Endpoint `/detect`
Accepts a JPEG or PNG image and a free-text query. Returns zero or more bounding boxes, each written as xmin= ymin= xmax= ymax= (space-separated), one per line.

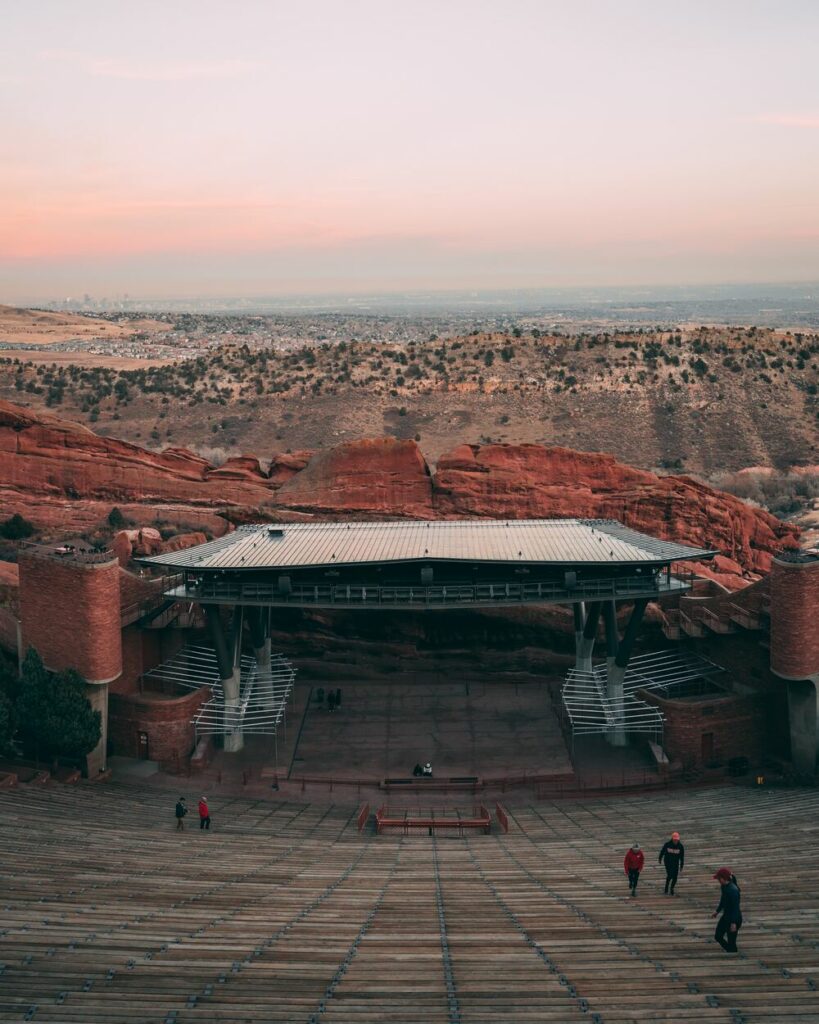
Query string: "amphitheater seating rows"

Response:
xmin=0 ymin=781 xmax=818 ymax=1022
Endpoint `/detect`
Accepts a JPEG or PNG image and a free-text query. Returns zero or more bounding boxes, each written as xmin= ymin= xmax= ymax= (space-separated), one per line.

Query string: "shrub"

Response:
xmin=0 ymin=514 xmax=35 ymax=540
xmin=107 ymin=507 xmax=127 ymax=530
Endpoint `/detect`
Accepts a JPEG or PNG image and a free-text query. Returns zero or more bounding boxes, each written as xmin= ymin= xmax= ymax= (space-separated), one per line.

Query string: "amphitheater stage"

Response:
xmin=288 ymin=678 xmax=575 ymax=784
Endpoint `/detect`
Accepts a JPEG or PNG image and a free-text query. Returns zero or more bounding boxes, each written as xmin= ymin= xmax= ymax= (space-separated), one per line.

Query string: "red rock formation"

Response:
xmin=275 ymin=438 xmax=434 ymax=517
xmin=434 ymin=443 xmax=798 ymax=576
xmin=268 ymin=450 xmax=314 ymax=486
xmin=158 ymin=531 xmax=208 ymax=554
xmin=113 ymin=527 xmax=163 ymax=566
xmin=0 ymin=402 xmax=800 ymax=583
xmin=0 ymin=400 xmax=275 ymax=531
xmin=206 ymin=457 xmax=267 ymax=482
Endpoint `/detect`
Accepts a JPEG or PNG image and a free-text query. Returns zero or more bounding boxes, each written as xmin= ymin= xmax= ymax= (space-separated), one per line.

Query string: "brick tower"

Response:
xmin=770 ymin=551 xmax=819 ymax=772
xmin=19 ymin=544 xmax=122 ymax=774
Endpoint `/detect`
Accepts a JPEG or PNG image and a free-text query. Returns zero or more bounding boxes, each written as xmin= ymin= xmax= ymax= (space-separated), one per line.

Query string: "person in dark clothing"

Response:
xmin=412 ymin=763 xmax=423 ymax=777
xmin=659 ymin=831 xmax=685 ymax=894
xmin=198 ymin=796 xmax=211 ymax=831
xmin=712 ymin=867 xmax=742 ymax=952
xmin=623 ymin=842 xmax=644 ymax=896
xmin=175 ymin=797 xmax=187 ymax=831
xmin=335 ymin=687 xmax=342 ymax=708
xmin=327 ymin=691 xmax=336 ymax=712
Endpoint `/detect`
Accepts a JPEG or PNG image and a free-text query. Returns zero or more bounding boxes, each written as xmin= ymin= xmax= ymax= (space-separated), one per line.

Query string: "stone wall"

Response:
xmin=638 ymin=688 xmax=771 ymax=769
xmin=19 ymin=550 xmax=122 ymax=684
xmin=108 ymin=687 xmax=209 ymax=766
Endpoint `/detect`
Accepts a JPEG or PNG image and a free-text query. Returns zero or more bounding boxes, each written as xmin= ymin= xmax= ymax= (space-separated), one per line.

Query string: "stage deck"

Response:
xmin=289 ymin=680 xmax=574 ymax=784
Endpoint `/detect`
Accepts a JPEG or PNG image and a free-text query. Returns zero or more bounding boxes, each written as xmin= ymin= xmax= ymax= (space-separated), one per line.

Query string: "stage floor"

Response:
xmin=290 ymin=679 xmax=573 ymax=782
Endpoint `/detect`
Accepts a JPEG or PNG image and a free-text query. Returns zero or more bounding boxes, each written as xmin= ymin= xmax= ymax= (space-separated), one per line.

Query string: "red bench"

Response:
xmin=375 ymin=804 xmax=491 ymax=835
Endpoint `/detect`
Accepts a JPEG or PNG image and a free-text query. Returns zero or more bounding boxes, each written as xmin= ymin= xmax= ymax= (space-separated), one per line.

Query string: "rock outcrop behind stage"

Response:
xmin=0 ymin=400 xmax=798 ymax=585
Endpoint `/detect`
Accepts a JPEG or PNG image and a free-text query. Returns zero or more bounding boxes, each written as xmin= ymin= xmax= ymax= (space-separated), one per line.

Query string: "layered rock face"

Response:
xmin=0 ymin=401 xmax=799 ymax=584
xmin=275 ymin=438 xmax=433 ymax=517
xmin=434 ymin=443 xmax=797 ymax=577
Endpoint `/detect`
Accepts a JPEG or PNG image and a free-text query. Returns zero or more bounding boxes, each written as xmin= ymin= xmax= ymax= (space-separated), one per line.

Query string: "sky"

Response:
xmin=1 ymin=0 xmax=819 ymax=302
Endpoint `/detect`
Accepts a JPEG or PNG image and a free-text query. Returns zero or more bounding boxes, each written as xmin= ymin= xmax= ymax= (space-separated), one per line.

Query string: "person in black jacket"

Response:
xmin=712 ymin=867 xmax=742 ymax=952
xmin=658 ymin=831 xmax=685 ymax=894
xmin=175 ymin=797 xmax=187 ymax=831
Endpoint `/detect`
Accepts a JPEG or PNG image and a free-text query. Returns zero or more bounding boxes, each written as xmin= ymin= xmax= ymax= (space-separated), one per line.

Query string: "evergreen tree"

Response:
xmin=0 ymin=691 xmax=15 ymax=755
xmin=107 ymin=507 xmax=127 ymax=529
xmin=17 ymin=649 xmax=101 ymax=762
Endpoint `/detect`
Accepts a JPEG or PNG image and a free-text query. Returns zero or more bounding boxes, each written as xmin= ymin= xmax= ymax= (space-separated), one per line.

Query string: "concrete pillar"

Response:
xmin=576 ymin=601 xmax=601 ymax=674
xmin=85 ymin=682 xmax=109 ymax=775
xmin=605 ymin=662 xmax=628 ymax=747
xmin=248 ymin=606 xmax=273 ymax=708
xmin=254 ymin=638 xmax=274 ymax=709
xmin=604 ymin=599 xmax=648 ymax=749
xmin=787 ymin=678 xmax=819 ymax=774
xmin=206 ymin=605 xmax=245 ymax=754
xmin=603 ymin=601 xmax=627 ymax=747
xmin=221 ymin=666 xmax=243 ymax=753
xmin=573 ymin=603 xmax=585 ymax=668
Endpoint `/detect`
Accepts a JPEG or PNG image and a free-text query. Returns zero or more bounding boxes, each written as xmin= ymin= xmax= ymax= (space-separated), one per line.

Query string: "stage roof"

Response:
xmin=142 ymin=519 xmax=716 ymax=572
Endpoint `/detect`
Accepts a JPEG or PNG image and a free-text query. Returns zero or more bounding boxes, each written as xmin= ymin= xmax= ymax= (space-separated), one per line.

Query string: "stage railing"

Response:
xmin=171 ymin=572 xmax=694 ymax=608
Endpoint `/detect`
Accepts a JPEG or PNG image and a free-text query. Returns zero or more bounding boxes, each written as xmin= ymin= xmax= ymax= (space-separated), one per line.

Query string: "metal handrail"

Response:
xmin=172 ymin=572 xmax=693 ymax=607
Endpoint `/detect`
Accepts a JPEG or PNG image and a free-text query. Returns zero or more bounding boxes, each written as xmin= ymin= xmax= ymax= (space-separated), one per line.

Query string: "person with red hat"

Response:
xmin=712 ymin=868 xmax=742 ymax=952
xmin=658 ymin=831 xmax=685 ymax=895
xmin=623 ymin=842 xmax=644 ymax=897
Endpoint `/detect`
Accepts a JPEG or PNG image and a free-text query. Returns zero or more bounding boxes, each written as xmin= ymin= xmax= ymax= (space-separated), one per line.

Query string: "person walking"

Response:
xmin=659 ymin=831 xmax=685 ymax=894
xmin=624 ymin=842 xmax=644 ymax=896
xmin=175 ymin=797 xmax=187 ymax=831
xmin=198 ymin=796 xmax=211 ymax=831
xmin=712 ymin=867 xmax=742 ymax=953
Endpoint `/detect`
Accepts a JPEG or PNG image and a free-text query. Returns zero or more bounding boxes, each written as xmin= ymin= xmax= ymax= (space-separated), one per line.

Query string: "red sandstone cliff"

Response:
xmin=434 ymin=443 xmax=797 ymax=577
xmin=274 ymin=438 xmax=433 ymax=517
xmin=0 ymin=401 xmax=799 ymax=583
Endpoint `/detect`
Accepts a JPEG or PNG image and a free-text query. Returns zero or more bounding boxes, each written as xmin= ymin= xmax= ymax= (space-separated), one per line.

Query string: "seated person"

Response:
xmin=422 ymin=762 xmax=433 ymax=776
xmin=412 ymin=763 xmax=423 ymax=777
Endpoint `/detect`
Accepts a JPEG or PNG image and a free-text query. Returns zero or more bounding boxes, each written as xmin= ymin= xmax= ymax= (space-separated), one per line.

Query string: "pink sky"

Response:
xmin=2 ymin=1 xmax=819 ymax=300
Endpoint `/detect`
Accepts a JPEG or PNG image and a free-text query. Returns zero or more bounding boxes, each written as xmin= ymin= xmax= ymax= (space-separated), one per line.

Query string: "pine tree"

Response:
xmin=0 ymin=691 xmax=15 ymax=755
xmin=17 ymin=649 xmax=101 ymax=762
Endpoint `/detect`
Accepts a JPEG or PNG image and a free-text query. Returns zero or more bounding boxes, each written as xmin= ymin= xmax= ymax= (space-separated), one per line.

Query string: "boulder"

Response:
xmin=113 ymin=527 xmax=162 ymax=566
xmin=159 ymin=531 xmax=208 ymax=554
xmin=268 ymin=450 xmax=314 ymax=487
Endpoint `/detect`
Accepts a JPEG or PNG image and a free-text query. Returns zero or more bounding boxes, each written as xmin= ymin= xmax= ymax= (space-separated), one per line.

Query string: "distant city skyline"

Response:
xmin=2 ymin=0 xmax=819 ymax=302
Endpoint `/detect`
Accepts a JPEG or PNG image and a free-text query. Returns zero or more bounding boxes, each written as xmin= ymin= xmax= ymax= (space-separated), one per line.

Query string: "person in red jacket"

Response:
xmin=198 ymin=796 xmax=211 ymax=831
xmin=624 ymin=842 xmax=644 ymax=896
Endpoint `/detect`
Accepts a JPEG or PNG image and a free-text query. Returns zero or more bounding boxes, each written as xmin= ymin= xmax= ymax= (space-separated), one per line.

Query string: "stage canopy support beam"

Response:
xmin=206 ymin=605 xmax=244 ymax=753
xmin=604 ymin=598 xmax=649 ymax=748
xmin=575 ymin=601 xmax=601 ymax=674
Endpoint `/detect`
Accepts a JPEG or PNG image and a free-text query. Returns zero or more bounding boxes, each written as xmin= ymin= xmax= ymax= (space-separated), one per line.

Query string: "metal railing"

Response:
xmin=120 ymin=573 xmax=185 ymax=625
xmin=170 ymin=572 xmax=694 ymax=608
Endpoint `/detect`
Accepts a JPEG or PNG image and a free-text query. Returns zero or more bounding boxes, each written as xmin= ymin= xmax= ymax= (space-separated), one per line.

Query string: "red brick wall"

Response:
xmin=19 ymin=552 xmax=122 ymax=684
xmin=770 ymin=557 xmax=819 ymax=681
xmin=108 ymin=687 xmax=209 ymax=765
xmin=639 ymin=689 xmax=770 ymax=769
xmin=114 ymin=626 xmax=188 ymax=695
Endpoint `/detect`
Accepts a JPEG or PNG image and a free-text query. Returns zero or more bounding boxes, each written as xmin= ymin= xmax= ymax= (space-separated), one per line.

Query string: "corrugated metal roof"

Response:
xmin=141 ymin=519 xmax=716 ymax=571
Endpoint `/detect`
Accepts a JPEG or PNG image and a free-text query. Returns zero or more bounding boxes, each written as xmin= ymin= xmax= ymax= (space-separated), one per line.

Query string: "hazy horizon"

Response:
xmin=3 ymin=1 xmax=819 ymax=302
